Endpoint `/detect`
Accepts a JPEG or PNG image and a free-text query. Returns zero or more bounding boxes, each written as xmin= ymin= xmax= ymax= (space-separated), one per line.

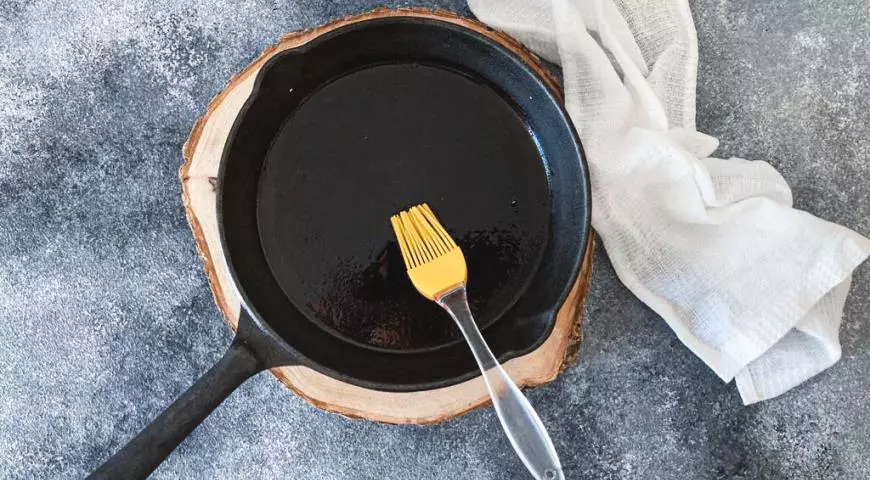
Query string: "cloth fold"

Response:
xmin=469 ymin=0 xmax=870 ymax=403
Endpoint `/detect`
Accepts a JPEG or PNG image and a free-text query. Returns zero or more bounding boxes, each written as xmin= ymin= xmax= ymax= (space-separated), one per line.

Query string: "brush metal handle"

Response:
xmin=439 ymin=287 xmax=564 ymax=480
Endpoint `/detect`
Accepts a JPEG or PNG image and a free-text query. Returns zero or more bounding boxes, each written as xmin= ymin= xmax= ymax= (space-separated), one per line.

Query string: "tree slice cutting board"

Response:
xmin=180 ymin=7 xmax=594 ymax=424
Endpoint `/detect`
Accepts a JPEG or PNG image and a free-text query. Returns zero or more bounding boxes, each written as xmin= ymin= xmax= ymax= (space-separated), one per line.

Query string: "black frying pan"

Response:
xmin=89 ymin=16 xmax=589 ymax=479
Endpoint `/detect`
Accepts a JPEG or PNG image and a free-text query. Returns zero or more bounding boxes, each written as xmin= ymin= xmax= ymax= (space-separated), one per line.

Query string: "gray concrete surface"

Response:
xmin=1 ymin=0 xmax=868 ymax=478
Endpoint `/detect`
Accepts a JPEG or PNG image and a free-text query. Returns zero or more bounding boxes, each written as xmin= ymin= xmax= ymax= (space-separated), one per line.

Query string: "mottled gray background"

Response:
xmin=1 ymin=0 xmax=868 ymax=478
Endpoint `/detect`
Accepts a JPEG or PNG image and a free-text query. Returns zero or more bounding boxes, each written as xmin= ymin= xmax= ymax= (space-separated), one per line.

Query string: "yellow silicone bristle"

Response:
xmin=389 ymin=203 xmax=467 ymax=301
xmin=399 ymin=211 xmax=425 ymax=267
xmin=419 ymin=204 xmax=456 ymax=249
xmin=409 ymin=207 xmax=445 ymax=257
xmin=390 ymin=215 xmax=412 ymax=268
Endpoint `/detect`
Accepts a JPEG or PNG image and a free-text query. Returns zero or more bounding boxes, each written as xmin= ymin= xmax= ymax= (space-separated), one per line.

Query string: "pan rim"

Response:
xmin=217 ymin=14 xmax=591 ymax=391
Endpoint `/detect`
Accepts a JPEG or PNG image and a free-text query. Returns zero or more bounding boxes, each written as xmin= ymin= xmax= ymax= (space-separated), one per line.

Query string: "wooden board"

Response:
xmin=180 ymin=7 xmax=594 ymax=424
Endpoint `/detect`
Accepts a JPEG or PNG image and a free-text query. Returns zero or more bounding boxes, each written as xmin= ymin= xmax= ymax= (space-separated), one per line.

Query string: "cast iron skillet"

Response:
xmin=89 ymin=16 xmax=589 ymax=479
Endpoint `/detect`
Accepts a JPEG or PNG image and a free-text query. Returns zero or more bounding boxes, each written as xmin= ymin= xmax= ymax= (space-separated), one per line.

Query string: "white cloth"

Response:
xmin=468 ymin=0 xmax=870 ymax=404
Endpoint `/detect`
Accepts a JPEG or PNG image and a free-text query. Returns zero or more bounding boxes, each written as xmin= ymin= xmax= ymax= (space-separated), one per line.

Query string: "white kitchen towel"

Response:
xmin=468 ymin=0 xmax=870 ymax=404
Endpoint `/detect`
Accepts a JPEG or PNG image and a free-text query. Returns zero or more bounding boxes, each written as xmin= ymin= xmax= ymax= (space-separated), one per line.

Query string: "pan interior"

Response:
xmin=256 ymin=62 xmax=551 ymax=351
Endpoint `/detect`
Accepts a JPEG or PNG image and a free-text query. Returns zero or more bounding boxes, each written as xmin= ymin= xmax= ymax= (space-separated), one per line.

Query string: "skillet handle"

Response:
xmin=87 ymin=337 xmax=263 ymax=479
